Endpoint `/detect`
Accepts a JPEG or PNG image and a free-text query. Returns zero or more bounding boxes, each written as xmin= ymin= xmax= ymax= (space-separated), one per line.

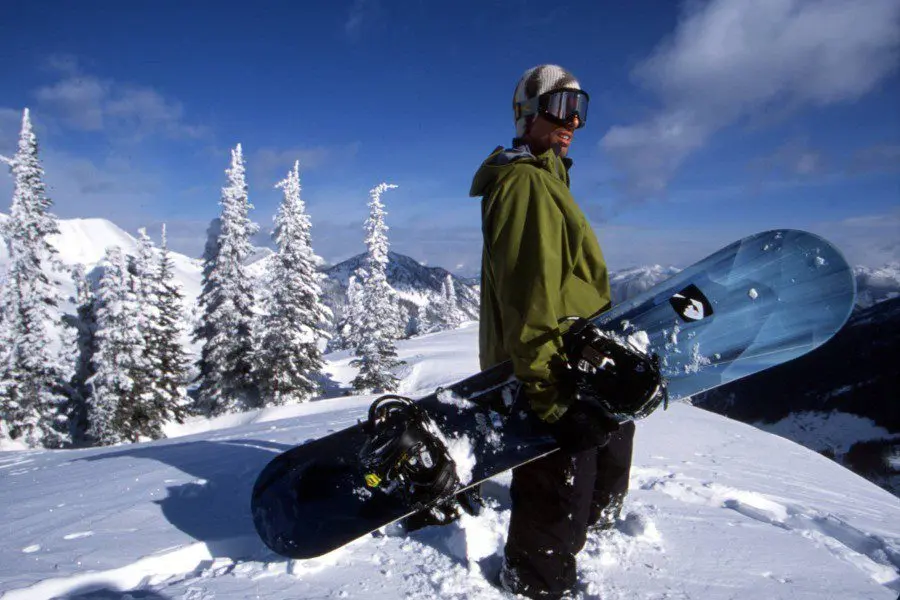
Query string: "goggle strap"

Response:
xmin=514 ymin=97 xmax=540 ymax=120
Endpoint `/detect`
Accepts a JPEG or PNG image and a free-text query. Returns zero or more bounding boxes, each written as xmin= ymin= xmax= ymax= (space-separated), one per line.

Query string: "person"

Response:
xmin=469 ymin=64 xmax=637 ymax=599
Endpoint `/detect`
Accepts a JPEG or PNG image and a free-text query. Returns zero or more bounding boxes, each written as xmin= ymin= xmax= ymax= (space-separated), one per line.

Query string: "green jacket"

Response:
xmin=470 ymin=145 xmax=611 ymax=422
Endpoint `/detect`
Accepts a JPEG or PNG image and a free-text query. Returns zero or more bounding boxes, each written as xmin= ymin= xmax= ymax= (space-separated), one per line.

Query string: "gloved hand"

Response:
xmin=546 ymin=400 xmax=620 ymax=453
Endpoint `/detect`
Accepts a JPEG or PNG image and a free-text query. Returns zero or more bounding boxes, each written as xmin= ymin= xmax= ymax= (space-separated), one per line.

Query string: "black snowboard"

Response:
xmin=252 ymin=230 xmax=856 ymax=559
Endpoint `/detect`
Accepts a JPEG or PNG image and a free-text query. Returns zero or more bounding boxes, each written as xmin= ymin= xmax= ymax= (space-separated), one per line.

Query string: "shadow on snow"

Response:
xmin=79 ymin=438 xmax=293 ymax=562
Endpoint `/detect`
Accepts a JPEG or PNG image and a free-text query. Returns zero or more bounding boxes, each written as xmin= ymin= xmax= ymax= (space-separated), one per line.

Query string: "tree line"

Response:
xmin=0 ymin=109 xmax=466 ymax=449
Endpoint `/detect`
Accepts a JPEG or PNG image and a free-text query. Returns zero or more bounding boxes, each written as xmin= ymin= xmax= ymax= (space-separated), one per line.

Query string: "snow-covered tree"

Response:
xmin=86 ymin=247 xmax=150 ymax=445
xmin=193 ymin=144 xmax=260 ymax=415
xmin=63 ymin=264 xmax=97 ymax=444
xmin=351 ymin=183 xmax=405 ymax=393
xmin=145 ymin=224 xmax=190 ymax=425
xmin=0 ymin=108 xmax=69 ymax=448
xmin=408 ymin=275 xmax=465 ymax=336
xmin=439 ymin=274 xmax=464 ymax=329
xmin=256 ymin=161 xmax=332 ymax=404
xmin=132 ymin=228 xmax=157 ymax=314
xmin=331 ymin=274 xmax=365 ymax=351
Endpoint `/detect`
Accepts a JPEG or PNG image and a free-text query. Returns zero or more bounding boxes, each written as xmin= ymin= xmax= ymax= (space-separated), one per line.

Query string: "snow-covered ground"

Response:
xmin=1 ymin=323 xmax=898 ymax=599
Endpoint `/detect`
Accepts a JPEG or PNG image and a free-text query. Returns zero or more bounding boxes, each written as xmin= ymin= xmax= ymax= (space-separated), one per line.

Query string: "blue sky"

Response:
xmin=1 ymin=0 xmax=898 ymax=275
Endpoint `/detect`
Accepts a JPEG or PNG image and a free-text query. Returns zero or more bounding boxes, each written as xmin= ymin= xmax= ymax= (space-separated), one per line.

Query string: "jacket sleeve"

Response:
xmin=483 ymin=168 xmax=572 ymax=423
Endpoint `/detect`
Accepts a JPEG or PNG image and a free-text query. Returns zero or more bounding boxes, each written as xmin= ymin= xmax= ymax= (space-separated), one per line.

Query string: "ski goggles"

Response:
xmin=515 ymin=88 xmax=590 ymax=128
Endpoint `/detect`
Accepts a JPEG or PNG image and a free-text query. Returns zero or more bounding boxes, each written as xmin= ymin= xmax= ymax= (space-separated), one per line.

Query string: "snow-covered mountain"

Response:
xmin=1 ymin=324 xmax=899 ymax=599
xmin=854 ymin=263 xmax=900 ymax=308
xmin=609 ymin=265 xmax=681 ymax=305
xmin=6 ymin=216 xmax=897 ymax=324
xmin=0 ymin=215 xmax=204 ymax=319
xmin=695 ymin=296 xmax=900 ymax=495
xmin=320 ymin=250 xmax=481 ymax=326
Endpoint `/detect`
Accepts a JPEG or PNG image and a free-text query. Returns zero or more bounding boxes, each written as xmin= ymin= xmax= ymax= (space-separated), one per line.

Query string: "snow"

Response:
xmin=1 ymin=325 xmax=899 ymax=599
xmin=757 ymin=411 xmax=895 ymax=456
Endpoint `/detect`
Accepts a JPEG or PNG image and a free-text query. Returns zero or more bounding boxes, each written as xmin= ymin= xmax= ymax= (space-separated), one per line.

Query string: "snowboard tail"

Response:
xmin=251 ymin=230 xmax=856 ymax=559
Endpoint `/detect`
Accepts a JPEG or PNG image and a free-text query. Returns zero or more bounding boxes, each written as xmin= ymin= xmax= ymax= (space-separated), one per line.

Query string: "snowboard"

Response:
xmin=251 ymin=229 xmax=856 ymax=559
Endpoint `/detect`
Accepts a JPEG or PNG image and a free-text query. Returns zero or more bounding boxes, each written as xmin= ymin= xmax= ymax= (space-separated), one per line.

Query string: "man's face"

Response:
xmin=525 ymin=113 xmax=581 ymax=158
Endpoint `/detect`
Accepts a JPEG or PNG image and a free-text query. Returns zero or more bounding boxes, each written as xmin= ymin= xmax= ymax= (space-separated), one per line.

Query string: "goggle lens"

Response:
xmin=540 ymin=90 xmax=589 ymax=128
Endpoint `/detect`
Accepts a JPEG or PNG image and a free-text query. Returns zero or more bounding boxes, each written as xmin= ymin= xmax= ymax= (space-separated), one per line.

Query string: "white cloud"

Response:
xmin=812 ymin=210 xmax=900 ymax=267
xmin=601 ymin=0 xmax=900 ymax=197
xmin=0 ymin=107 xmax=21 ymax=150
xmin=344 ymin=0 xmax=384 ymax=40
xmin=35 ymin=76 xmax=108 ymax=131
xmin=849 ymin=143 xmax=900 ymax=173
xmin=249 ymin=142 xmax=361 ymax=185
xmin=34 ymin=63 xmax=208 ymax=141
xmin=750 ymin=137 xmax=826 ymax=177
xmin=42 ymin=53 xmax=82 ymax=77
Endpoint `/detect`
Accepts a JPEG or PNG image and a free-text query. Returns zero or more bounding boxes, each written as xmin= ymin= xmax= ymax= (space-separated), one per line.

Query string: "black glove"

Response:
xmin=546 ymin=400 xmax=620 ymax=453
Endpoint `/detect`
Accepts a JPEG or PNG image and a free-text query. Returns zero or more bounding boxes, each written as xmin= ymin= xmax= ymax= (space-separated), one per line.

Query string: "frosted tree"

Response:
xmin=351 ymin=183 xmax=404 ymax=393
xmin=440 ymin=274 xmax=464 ymax=329
xmin=193 ymin=144 xmax=260 ymax=415
xmin=257 ymin=162 xmax=332 ymax=404
xmin=145 ymin=224 xmax=190 ymax=425
xmin=332 ymin=274 xmax=365 ymax=351
xmin=86 ymin=247 xmax=149 ymax=445
xmin=64 ymin=264 xmax=97 ymax=444
xmin=0 ymin=108 xmax=69 ymax=448
xmin=132 ymin=228 xmax=157 ymax=317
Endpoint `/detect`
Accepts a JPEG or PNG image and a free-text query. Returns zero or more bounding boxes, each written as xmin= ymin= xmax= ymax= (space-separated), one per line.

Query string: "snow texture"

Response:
xmin=1 ymin=324 xmax=899 ymax=599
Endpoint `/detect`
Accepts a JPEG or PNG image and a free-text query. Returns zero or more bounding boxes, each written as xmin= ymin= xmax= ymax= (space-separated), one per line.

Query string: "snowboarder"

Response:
xmin=469 ymin=64 xmax=637 ymax=599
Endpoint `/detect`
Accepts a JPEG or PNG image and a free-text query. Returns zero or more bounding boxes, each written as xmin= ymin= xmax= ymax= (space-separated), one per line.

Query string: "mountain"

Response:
xmin=609 ymin=265 xmax=681 ymax=305
xmin=694 ymin=296 xmax=900 ymax=495
xmin=854 ymin=263 xmax=900 ymax=308
xmin=1 ymin=324 xmax=898 ymax=599
xmin=320 ymin=250 xmax=480 ymax=328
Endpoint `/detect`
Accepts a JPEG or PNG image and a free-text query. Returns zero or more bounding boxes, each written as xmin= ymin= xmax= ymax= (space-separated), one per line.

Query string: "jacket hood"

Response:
xmin=469 ymin=143 xmax=572 ymax=197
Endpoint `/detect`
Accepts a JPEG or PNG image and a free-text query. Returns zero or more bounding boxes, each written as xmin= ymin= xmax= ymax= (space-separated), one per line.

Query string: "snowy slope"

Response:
xmin=696 ymin=297 xmax=900 ymax=496
xmin=1 ymin=324 xmax=899 ymax=600
xmin=0 ymin=215 xmax=204 ymax=317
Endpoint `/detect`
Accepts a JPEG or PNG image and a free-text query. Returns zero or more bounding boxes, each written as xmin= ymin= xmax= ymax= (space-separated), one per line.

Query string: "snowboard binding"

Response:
xmin=359 ymin=395 xmax=460 ymax=510
xmin=562 ymin=317 xmax=668 ymax=422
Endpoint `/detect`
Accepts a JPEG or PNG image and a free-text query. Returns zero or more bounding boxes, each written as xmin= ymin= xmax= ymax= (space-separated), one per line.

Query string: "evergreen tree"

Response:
xmin=0 ymin=108 xmax=69 ymax=448
xmin=132 ymin=228 xmax=157 ymax=317
xmin=332 ymin=274 xmax=365 ymax=351
xmin=64 ymin=264 xmax=97 ymax=444
xmin=351 ymin=183 xmax=404 ymax=393
xmin=440 ymin=274 xmax=464 ymax=329
xmin=256 ymin=161 xmax=332 ymax=404
xmin=123 ymin=229 xmax=158 ymax=438
xmin=146 ymin=224 xmax=190 ymax=425
xmin=193 ymin=144 xmax=260 ymax=415
xmin=86 ymin=247 xmax=149 ymax=444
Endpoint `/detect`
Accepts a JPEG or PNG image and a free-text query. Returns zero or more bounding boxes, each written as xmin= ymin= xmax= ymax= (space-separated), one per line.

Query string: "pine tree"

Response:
xmin=0 ymin=108 xmax=69 ymax=448
xmin=64 ymin=264 xmax=97 ymax=444
xmin=440 ymin=274 xmax=464 ymax=329
xmin=132 ymin=228 xmax=157 ymax=317
xmin=86 ymin=247 xmax=149 ymax=445
xmin=193 ymin=144 xmax=260 ymax=415
xmin=351 ymin=183 xmax=404 ymax=393
xmin=146 ymin=224 xmax=190 ymax=425
xmin=123 ymin=229 xmax=159 ymax=438
xmin=332 ymin=274 xmax=365 ymax=351
xmin=256 ymin=161 xmax=332 ymax=404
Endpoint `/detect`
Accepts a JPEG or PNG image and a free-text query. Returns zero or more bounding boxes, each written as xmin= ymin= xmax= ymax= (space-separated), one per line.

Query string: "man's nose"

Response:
xmin=566 ymin=115 xmax=581 ymax=130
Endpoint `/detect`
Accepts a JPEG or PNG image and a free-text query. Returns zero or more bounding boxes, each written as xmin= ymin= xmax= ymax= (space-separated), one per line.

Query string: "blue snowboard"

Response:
xmin=252 ymin=229 xmax=856 ymax=559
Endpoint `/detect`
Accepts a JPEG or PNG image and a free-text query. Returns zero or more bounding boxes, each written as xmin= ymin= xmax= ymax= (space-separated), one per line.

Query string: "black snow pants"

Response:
xmin=503 ymin=420 xmax=636 ymax=598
